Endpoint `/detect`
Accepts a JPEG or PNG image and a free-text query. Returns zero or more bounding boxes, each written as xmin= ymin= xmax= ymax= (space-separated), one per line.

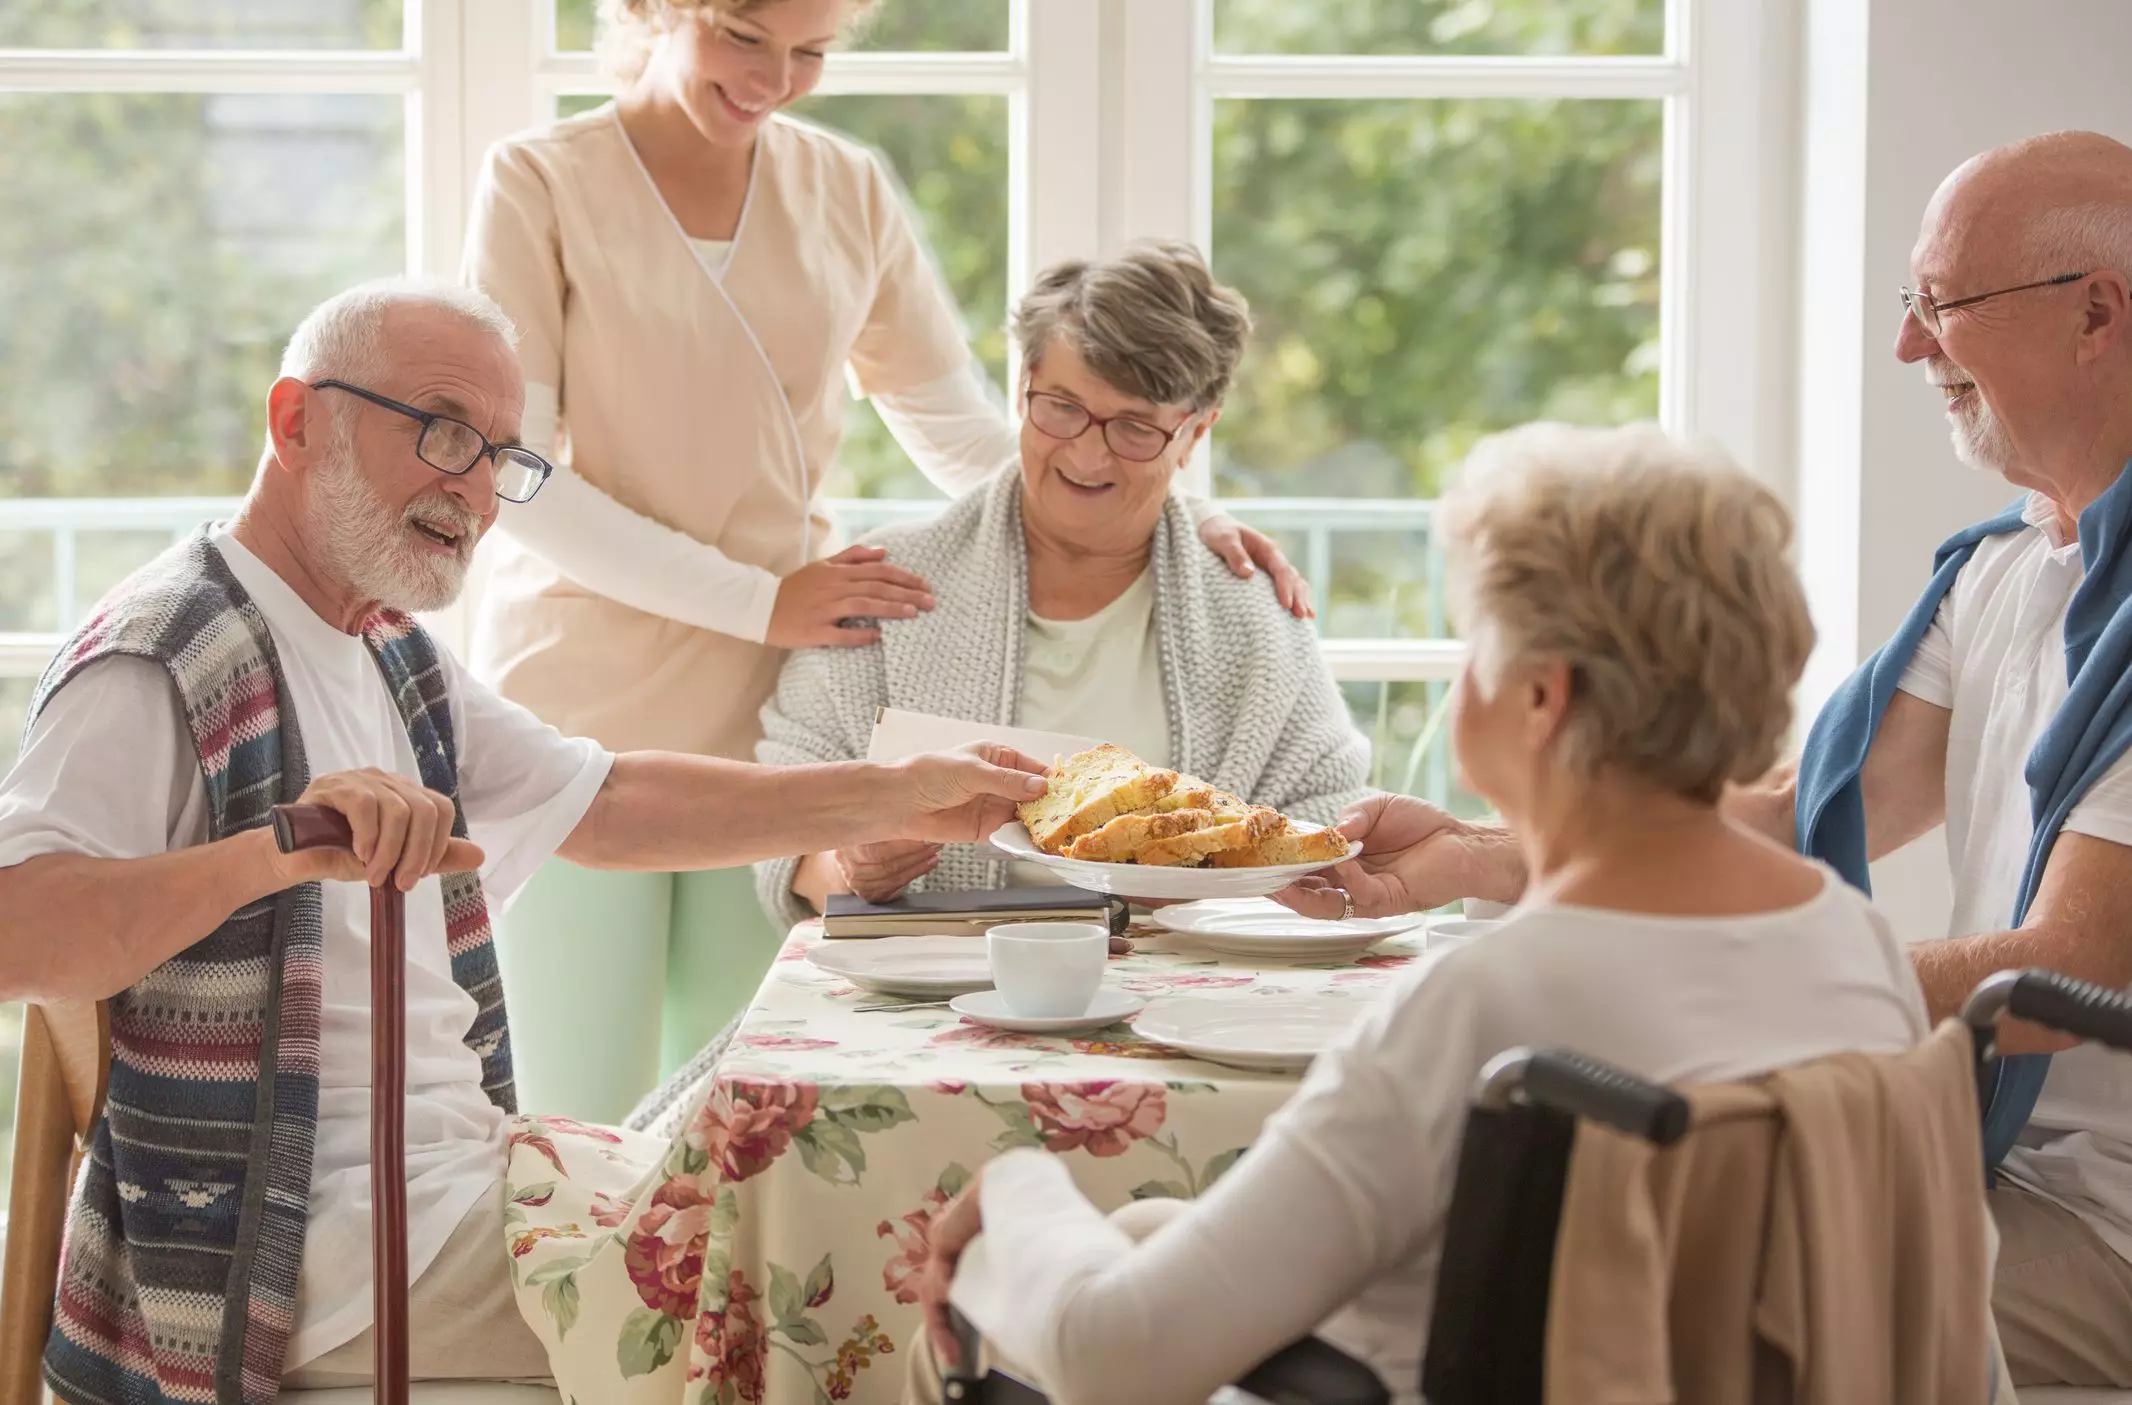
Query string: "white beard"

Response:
xmin=1948 ymin=389 xmax=2019 ymax=477
xmin=306 ymin=435 xmax=477 ymax=614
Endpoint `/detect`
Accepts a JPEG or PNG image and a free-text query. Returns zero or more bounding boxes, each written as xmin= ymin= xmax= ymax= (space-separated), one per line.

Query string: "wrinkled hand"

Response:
xmin=886 ymin=743 xmax=1049 ymax=845
xmin=1274 ymin=793 xmax=1512 ymax=921
xmin=918 ymin=1176 xmax=986 ymax=1367
xmin=1197 ymin=514 xmax=1314 ymax=620
xmin=273 ymin=769 xmax=486 ymax=892
xmin=766 ymin=545 xmax=936 ymax=650
xmin=833 ymin=838 xmax=942 ymax=903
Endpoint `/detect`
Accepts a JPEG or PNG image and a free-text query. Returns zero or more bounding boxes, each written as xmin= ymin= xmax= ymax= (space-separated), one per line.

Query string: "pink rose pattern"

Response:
xmin=687 ymin=1077 xmax=821 ymax=1182
xmin=1021 ymin=1080 xmax=1167 ymax=1156
xmin=693 ymin=1269 xmax=768 ymax=1401
xmin=509 ymin=927 xmax=1406 ymax=1398
xmin=876 ymin=1184 xmax=953 ymax=1305
xmin=622 ymin=1179 xmax=713 ymax=1318
xmin=741 ymin=1032 xmax=840 ymax=1052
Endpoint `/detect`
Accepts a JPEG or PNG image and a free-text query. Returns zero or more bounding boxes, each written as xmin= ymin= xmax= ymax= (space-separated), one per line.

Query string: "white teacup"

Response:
xmin=987 ymin=921 xmax=1108 ymax=1018
xmin=1426 ymin=917 xmax=1505 ymax=949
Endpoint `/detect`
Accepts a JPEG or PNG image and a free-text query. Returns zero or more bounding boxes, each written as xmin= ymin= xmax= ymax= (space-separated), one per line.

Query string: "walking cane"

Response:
xmin=271 ymin=802 xmax=410 ymax=1405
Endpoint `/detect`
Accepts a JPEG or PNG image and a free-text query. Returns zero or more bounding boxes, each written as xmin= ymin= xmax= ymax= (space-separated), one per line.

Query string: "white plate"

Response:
xmin=806 ymin=936 xmax=994 ymax=997
xmin=1149 ymin=898 xmax=1421 ymax=960
xmin=988 ymin=821 xmax=1342 ymax=901
xmin=948 ymin=988 xmax=1146 ymax=1033
xmin=1132 ymin=995 xmax=1356 ymax=1073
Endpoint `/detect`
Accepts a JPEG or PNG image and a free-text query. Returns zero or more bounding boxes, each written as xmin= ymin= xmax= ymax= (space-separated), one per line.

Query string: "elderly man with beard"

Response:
xmin=0 ymin=278 xmax=1049 ymax=1403
xmin=1293 ymin=131 xmax=2132 ymax=1389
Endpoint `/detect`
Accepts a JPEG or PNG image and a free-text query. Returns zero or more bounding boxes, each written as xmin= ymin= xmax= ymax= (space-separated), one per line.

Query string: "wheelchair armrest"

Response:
xmin=1477 ymin=1047 xmax=1690 ymax=1146
xmin=1963 ymin=969 xmax=2132 ymax=1056
xmin=1225 ymin=1334 xmax=1391 ymax=1405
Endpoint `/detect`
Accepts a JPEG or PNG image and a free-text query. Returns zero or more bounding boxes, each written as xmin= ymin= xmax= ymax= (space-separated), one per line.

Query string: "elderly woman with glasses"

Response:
xmin=751 ymin=241 xmax=1371 ymax=926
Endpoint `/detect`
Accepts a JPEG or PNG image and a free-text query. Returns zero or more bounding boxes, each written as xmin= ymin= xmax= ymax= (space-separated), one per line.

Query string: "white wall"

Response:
xmin=1793 ymin=0 xmax=2132 ymax=937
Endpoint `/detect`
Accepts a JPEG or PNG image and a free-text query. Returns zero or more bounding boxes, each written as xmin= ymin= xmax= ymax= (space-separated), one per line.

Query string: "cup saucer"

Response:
xmin=948 ymin=988 xmax=1146 ymax=1034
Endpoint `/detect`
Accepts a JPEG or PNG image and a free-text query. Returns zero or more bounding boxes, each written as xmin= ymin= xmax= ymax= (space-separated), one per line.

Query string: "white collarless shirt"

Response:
xmin=0 ymin=528 xmax=614 ymax=1365
xmin=1007 ymin=569 xmax=1172 ymax=885
xmin=1897 ymin=491 xmax=2132 ymax=1265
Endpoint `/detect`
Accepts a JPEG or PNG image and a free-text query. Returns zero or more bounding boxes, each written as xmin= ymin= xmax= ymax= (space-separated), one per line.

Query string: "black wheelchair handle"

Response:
xmin=1479 ymin=1047 xmax=1691 ymax=1147
xmin=1965 ymin=968 xmax=2132 ymax=1055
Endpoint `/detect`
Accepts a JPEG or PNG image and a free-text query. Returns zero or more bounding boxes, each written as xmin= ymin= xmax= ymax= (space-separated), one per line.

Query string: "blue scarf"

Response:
xmin=1795 ymin=462 xmax=2132 ymax=1168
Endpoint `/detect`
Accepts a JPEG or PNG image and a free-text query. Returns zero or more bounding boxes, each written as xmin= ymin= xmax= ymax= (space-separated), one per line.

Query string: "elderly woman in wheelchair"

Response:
xmin=901 ymin=422 xmax=1960 ymax=1405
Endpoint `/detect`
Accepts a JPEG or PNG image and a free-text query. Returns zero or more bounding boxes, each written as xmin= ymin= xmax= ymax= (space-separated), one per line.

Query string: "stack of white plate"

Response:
xmin=1148 ymin=898 xmax=1423 ymax=962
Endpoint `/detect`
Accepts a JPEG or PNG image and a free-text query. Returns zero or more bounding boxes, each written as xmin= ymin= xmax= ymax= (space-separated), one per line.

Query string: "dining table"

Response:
xmin=500 ymin=914 xmax=1436 ymax=1405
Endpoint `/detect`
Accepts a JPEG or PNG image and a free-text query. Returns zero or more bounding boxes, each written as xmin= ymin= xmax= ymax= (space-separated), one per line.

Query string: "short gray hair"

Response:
xmin=278 ymin=276 xmax=517 ymax=391
xmin=1442 ymin=422 xmax=1814 ymax=805
xmin=1012 ymin=241 xmax=1252 ymax=411
xmin=2022 ymin=201 xmax=2132 ymax=281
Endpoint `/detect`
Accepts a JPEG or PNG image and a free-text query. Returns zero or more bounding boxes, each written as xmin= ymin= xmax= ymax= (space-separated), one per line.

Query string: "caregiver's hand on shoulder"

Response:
xmin=1273 ymin=793 xmax=1521 ymax=921
xmin=881 ymin=743 xmax=1049 ymax=844
xmin=834 ymin=838 xmax=941 ymax=903
xmin=1198 ymin=513 xmax=1314 ymax=620
xmin=273 ymin=769 xmax=486 ymax=892
xmin=919 ymin=1175 xmax=987 ymax=1367
xmin=767 ymin=545 xmax=937 ymax=650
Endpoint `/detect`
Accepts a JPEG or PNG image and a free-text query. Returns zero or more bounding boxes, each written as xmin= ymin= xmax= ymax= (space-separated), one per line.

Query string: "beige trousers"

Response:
xmin=1991 ymin=1182 xmax=2132 ymax=1389
xmin=902 ymin=1197 xmax=1188 ymax=1405
xmin=282 ymin=1178 xmax=552 ymax=1390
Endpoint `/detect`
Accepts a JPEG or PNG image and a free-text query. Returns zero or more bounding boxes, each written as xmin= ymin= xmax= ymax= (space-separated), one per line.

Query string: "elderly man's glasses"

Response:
xmin=311 ymin=380 xmax=554 ymax=504
xmin=1899 ymin=271 xmax=2090 ymax=338
xmin=1023 ymin=389 xmax=1191 ymax=464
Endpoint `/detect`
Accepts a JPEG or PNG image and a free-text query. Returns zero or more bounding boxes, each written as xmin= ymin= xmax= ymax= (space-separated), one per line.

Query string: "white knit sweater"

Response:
xmin=752 ymin=469 xmax=1374 ymax=928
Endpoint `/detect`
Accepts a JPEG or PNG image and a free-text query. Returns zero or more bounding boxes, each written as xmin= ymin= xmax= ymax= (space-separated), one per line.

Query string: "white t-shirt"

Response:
xmin=1896 ymin=492 xmax=2132 ymax=1265
xmin=952 ymin=872 xmax=1928 ymax=1405
xmin=1007 ymin=569 xmax=1172 ymax=885
xmin=0 ymin=528 xmax=613 ymax=1366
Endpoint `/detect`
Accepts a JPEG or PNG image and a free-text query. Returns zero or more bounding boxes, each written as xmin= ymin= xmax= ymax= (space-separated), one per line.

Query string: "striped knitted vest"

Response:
xmin=28 ymin=532 xmax=515 ymax=1405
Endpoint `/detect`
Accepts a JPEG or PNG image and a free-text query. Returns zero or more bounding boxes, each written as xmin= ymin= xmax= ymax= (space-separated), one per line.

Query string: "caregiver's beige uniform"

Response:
xmin=460 ymin=105 xmax=973 ymax=1122
xmin=466 ymin=104 xmax=969 ymax=760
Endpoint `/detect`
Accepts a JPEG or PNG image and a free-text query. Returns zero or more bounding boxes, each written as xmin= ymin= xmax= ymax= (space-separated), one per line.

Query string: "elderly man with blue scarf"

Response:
xmin=1283 ymin=131 xmax=2132 ymax=1389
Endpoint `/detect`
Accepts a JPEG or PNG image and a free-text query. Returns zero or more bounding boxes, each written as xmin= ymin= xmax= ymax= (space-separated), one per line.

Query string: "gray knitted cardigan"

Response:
xmin=753 ymin=469 xmax=1373 ymax=928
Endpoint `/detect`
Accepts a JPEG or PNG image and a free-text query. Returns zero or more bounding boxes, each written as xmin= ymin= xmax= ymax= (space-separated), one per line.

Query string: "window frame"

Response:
xmin=0 ymin=0 xmax=1789 ymax=679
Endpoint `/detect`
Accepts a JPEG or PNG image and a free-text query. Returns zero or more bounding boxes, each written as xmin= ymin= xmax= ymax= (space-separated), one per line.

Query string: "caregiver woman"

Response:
xmin=461 ymin=0 xmax=1307 ymax=1120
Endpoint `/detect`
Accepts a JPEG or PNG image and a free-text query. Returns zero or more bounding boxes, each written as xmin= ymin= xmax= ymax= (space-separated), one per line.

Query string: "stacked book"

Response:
xmin=823 ymin=885 xmax=1129 ymax=939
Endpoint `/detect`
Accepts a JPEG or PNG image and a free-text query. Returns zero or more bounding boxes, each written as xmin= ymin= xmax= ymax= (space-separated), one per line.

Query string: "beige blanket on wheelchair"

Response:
xmin=1544 ymin=1018 xmax=1991 ymax=1405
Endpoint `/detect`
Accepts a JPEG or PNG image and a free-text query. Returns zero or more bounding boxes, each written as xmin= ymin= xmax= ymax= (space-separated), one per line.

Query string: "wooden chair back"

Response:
xmin=0 ymin=998 xmax=110 ymax=1405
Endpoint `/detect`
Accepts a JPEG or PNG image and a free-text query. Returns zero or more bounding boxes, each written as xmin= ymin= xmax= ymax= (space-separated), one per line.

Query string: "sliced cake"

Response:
xmin=1017 ymin=744 xmax=1180 ymax=854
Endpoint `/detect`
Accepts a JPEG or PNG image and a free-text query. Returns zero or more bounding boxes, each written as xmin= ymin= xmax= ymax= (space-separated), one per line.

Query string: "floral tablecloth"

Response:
xmin=501 ymin=920 xmax=1425 ymax=1405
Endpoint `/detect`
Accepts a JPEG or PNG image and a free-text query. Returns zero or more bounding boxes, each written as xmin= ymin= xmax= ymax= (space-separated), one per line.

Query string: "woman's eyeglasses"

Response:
xmin=1023 ymin=389 xmax=1191 ymax=464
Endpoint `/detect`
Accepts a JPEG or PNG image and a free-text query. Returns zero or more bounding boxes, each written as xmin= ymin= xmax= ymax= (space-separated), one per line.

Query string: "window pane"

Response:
xmin=1212 ymin=97 xmax=1661 ymax=499
xmin=1213 ymin=98 xmax=1659 ymax=641
xmin=1340 ymin=679 xmax=1483 ymax=815
xmin=789 ymin=94 xmax=1009 ymax=500
xmin=849 ymin=0 xmax=1006 ymax=53
xmin=0 ymin=93 xmax=405 ymax=502
xmin=555 ymin=0 xmax=1007 ymax=54
xmin=0 ymin=0 xmax=402 ymax=48
xmin=1214 ymin=0 xmax=1663 ymax=57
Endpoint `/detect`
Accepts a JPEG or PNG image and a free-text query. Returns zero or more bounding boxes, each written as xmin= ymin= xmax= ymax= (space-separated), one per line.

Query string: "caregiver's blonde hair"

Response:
xmin=1440 ymin=422 xmax=1814 ymax=804
xmin=597 ymin=0 xmax=878 ymax=85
